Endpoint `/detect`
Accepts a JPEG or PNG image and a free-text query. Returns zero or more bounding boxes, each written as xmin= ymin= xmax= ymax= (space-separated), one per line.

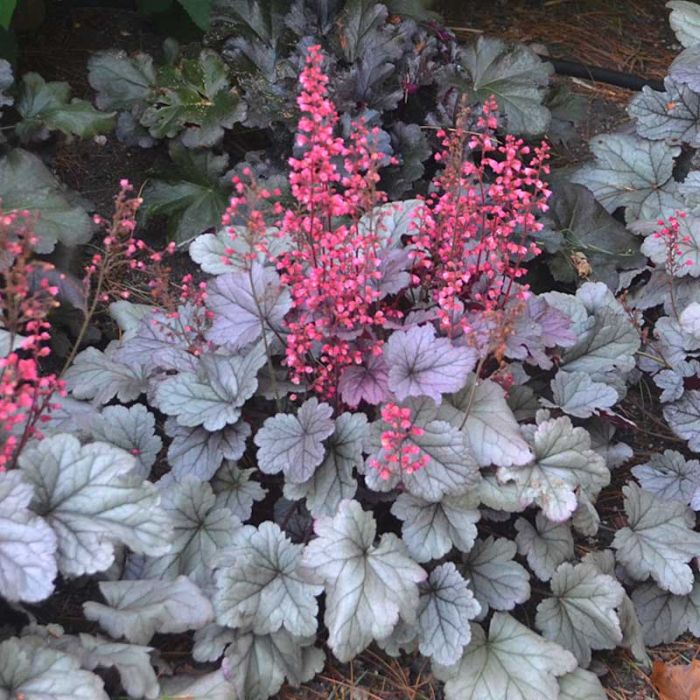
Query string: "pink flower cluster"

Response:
xmin=369 ymin=403 xmax=430 ymax=479
xmin=411 ymin=100 xmax=551 ymax=341
xmin=0 ymin=212 xmax=64 ymax=470
xmin=654 ymin=213 xmax=692 ymax=276
xmin=273 ymin=44 xmax=391 ymax=398
xmin=87 ymin=180 xmax=179 ymax=307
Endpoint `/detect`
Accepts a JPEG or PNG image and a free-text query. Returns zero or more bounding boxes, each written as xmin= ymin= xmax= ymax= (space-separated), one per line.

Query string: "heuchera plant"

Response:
xmin=7 ymin=18 xmax=700 ymax=697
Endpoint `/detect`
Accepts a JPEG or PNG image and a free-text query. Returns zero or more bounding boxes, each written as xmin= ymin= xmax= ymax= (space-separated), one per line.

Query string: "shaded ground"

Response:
xmin=14 ymin=2 xmax=692 ymax=699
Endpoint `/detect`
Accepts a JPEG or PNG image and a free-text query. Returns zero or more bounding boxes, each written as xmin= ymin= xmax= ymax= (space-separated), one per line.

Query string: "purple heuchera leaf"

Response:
xmin=384 ymin=325 xmax=477 ymax=403
xmin=338 ymin=354 xmax=390 ymax=407
xmin=206 ymin=262 xmax=291 ymax=350
xmin=505 ymin=296 xmax=576 ymax=369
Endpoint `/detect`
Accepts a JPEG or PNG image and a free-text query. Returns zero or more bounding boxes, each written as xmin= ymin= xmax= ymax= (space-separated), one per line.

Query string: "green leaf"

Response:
xmin=432 ymin=613 xmax=577 ymax=700
xmin=0 ymin=148 xmax=93 ymax=252
xmin=141 ymin=142 xmax=230 ymax=241
xmin=178 ymin=0 xmax=212 ymax=29
xmin=88 ymin=50 xmax=157 ymax=111
xmin=0 ymin=0 xmax=16 ymax=30
xmin=214 ymin=521 xmax=322 ymax=636
xmin=84 ymin=576 xmax=214 ymax=644
xmin=0 ymin=638 xmax=108 ymax=700
xmin=548 ymin=370 xmax=618 ymax=419
xmin=15 ymin=72 xmax=115 ymax=143
xmin=140 ymin=50 xmax=244 ymax=147
xmin=613 ymin=483 xmax=700 ymax=594
xmin=0 ymin=470 xmax=56 ymax=603
xmin=19 ymin=434 xmax=171 ymax=577
xmin=535 ymin=561 xmax=624 ymax=665
xmin=457 ymin=36 xmax=554 ymax=134
xmin=302 ymin=499 xmax=426 ymax=662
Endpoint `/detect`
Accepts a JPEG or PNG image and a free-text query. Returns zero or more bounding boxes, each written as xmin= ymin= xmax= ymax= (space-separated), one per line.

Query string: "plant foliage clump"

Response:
xmin=7 ymin=3 xmax=700 ymax=698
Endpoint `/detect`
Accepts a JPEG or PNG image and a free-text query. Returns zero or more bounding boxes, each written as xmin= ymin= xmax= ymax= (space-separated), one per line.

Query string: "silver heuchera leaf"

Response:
xmin=212 ymin=461 xmax=266 ymax=520
xmin=581 ymin=549 xmax=649 ymax=665
xmin=136 ymin=477 xmax=240 ymax=587
xmin=535 ymin=561 xmax=624 ymax=666
xmin=391 ymin=491 xmax=480 ymax=563
xmin=432 ymin=613 xmax=577 ymax=700
xmin=255 ymin=398 xmax=335 ymax=484
xmin=571 ymin=134 xmax=681 ymax=222
xmin=547 ymin=370 xmax=618 ymax=418
xmin=113 ymin=304 xmax=205 ymax=374
xmin=283 ymin=412 xmax=365 ymax=517
xmin=384 ymin=324 xmax=477 ymax=403
xmin=0 ymin=470 xmax=57 ymax=603
xmin=629 ymin=77 xmax=700 ymax=147
xmin=572 ymin=489 xmax=600 ymax=537
xmin=155 ymin=346 xmax=265 ymax=431
xmin=545 ymin=282 xmax=640 ymax=375
xmin=670 ymin=45 xmax=700 ymax=93
xmin=498 ymin=415 xmax=609 ymax=522
xmin=558 ymin=668 xmax=607 ymax=700
xmin=89 ymin=404 xmax=162 ymax=478
xmin=632 ymin=449 xmax=700 ymax=505
xmin=515 ymin=513 xmax=574 ymax=582
xmin=364 ymin=406 xmax=480 ymax=501
xmin=437 ymin=378 xmax=533 ymax=467
xmin=189 ymin=225 xmax=287 ymax=275
xmin=214 ymin=521 xmax=322 ymax=636
xmin=70 ymin=634 xmax=159 ymax=700
xmin=613 ymin=483 xmax=700 ymax=594
xmin=664 ymin=390 xmax=700 ymax=451
xmin=206 ymin=263 xmax=291 ymax=350
xmin=20 ymin=434 xmax=171 ymax=577
xmin=222 ymin=629 xmax=324 ymax=700
xmin=83 ymin=576 xmax=214 ymax=644
xmin=165 ymin=418 xmax=251 ymax=482
xmin=64 ymin=345 xmax=147 ymax=405
xmin=460 ymin=536 xmax=530 ymax=615
xmin=668 ymin=0 xmax=700 ymax=47
xmin=159 ymin=669 xmax=233 ymax=700
xmin=416 ymin=563 xmax=481 ymax=666
xmin=0 ymin=637 xmax=108 ymax=700
xmin=631 ymin=573 xmax=700 ymax=645
xmin=21 ymin=627 xmax=160 ymax=700
xmin=302 ymin=499 xmax=426 ymax=662
xmin=357 ymin=199 xmax=424 ymax=247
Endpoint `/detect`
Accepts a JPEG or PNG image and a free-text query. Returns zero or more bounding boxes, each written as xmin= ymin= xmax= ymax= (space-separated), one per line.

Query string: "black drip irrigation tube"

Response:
xmin=541 ymin=55 xmax=665 ymax=92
